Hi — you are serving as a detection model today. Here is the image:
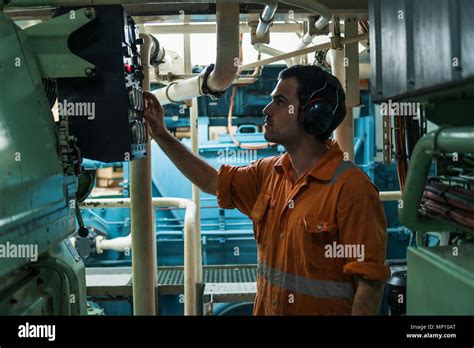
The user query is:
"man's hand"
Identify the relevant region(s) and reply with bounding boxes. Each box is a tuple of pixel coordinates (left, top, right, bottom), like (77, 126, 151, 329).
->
(352, 276, 384, 315)
(140, 91, 218, 195)
(143, 91, 167, 139)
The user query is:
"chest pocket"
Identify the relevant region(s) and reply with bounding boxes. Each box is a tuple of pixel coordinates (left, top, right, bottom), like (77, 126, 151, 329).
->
(249, 192, 273, 244)
(297, 214, 342, 274)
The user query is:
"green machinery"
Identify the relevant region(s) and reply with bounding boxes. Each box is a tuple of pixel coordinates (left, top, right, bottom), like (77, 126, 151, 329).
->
(0, 7, 99, 315)
(370, 0, 474, 314)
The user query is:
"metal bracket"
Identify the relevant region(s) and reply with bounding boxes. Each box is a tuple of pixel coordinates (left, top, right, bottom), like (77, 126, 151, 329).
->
(306, 16, 329, 36)
(23, 7, 96, 78)
(249, 20, 269, 45)
(199, 64, 226, 100)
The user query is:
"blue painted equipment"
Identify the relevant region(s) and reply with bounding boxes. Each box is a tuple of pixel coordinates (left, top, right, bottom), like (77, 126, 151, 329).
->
(80, 65, 407, 315)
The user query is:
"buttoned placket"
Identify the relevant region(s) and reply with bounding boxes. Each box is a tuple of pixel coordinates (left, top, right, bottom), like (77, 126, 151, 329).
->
(275, 174, 311, 240)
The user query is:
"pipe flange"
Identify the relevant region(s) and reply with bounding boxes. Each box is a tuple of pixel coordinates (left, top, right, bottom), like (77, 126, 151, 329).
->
(150, 35, 166, 67)
(200, 64, 226, 100)
(165, 82, 184, 104)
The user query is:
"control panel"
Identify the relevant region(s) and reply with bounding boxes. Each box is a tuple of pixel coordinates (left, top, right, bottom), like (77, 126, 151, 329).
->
(56, 5, 147, 162)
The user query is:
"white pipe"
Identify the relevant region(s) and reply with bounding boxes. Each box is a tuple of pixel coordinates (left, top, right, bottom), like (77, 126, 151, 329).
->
(379, 191, 402, 201)
(190, 97, 203, 314)
(256, 1, 278, 39)
(82, 197, 198, 314)
(144, 23, 302, 35)
(238, 32, 369, 71)
(184, 24, 203, 314)
(153, 1, 239, 106)
(280, 0, 331, 30)
(129, 32, 156, 315)
(96, 234, 131, 253)
(206, 1, 240, 92)
(253, 43, 293, 67)
(292, 31, 315, 65)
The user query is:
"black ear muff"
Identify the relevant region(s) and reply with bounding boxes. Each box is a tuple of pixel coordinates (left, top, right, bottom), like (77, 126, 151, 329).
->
(299, 97, 334, 136)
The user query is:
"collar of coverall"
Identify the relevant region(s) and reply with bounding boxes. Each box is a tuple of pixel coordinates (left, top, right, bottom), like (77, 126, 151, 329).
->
(273, 139, 344, 182)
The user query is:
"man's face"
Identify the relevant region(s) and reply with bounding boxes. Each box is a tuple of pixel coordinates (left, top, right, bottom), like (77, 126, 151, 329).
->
(262, 77, 304, 145)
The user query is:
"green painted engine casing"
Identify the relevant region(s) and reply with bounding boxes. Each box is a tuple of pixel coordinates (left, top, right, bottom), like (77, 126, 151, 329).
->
(0, 11, 86, 315)
(0, 11, 78, 278)
(0, 241, 87, 315)
(407, 244, 474, 315)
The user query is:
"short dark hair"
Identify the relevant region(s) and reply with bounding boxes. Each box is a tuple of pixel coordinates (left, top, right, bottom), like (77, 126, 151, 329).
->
(278, 65, 346, 142)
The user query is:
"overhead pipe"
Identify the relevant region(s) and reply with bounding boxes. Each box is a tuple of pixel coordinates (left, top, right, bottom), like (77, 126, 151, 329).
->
(280, 0, 331, 31)
(144, 23, 303, 35)
(255, 1, 278, 39)
(81, 197, 198, 314)
(153, 0, 239, 106)
(238, 32, 369, 71)
(254, 1, 331, 65)
(292, 31, 316, 65)
(253, 43, 293, 67)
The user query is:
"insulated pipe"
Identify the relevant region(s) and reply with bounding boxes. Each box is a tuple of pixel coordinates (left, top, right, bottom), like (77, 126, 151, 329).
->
(144, 23, 302, 35)
(96, 234, 131, 253)
(256, 1, 278, 39)
(183, 23, 203, 314)
(153, 1, 239, 105)
(206, 1, 240, 92)
(190, 98, 203, 314)
(82, 197, 198, 314)
(129, 33, 156, 316)
(280, 0, 331, 30)
(253, 43, 293, 67)
(238, 33, 369, 71)
(380, 191, 402, 202)
(328, 47, 354, 159)
(292, 31, 315, 65)
(399, 127, 474, 233)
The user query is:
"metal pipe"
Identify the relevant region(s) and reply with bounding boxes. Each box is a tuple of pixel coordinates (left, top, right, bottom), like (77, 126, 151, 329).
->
(253, 43, 293, 67)
(292, 31, 315, 65)
(379, 191, 402, 202)
(206, 1, 240, 92)
(152, 1, 239, 105)
(184, 22, 203, 313)
(82, 197, 198, 314)
(144, 23, 302, 35)
(280, 0, 331, 30)
(128, 33, 156, 315)
(399, 127, 474, 233)
(256, 1, 278, 39)
(238, 33, 368, 71)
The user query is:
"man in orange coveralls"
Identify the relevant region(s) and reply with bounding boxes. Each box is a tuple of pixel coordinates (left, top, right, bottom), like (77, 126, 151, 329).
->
(143, 65, 390, 315)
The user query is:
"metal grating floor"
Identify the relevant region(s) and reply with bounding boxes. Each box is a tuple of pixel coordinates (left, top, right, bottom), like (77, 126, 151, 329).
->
(86, 264, 257, 297)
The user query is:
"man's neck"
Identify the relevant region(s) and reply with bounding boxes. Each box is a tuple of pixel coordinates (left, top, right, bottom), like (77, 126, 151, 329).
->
(286, 138, 329, 183)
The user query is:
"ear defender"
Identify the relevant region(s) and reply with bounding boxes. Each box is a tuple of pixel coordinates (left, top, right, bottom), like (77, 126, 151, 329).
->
(298, 74, 341, 137)
(299, 97, 334, 136)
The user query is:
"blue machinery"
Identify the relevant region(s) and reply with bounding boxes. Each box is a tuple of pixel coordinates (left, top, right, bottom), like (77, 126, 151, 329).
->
(79, 65, 408, 315)
(2, 0, 472, 319)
